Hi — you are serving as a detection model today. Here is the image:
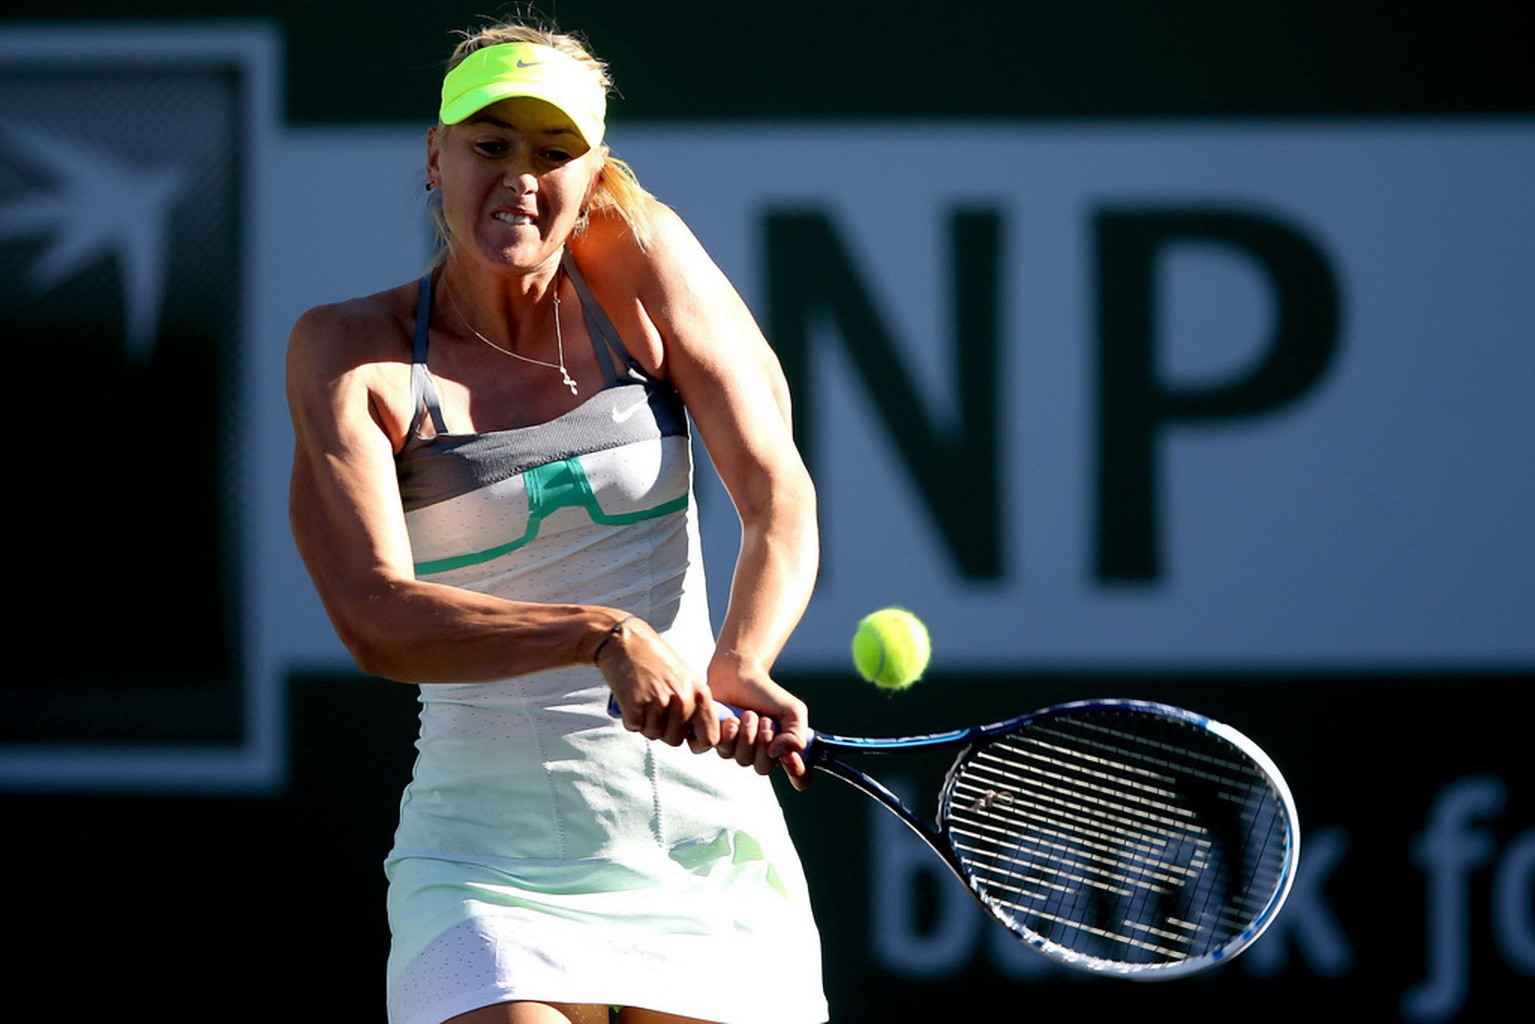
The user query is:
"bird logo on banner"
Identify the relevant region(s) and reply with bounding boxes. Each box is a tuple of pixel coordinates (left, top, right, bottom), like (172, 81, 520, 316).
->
(0, 120, 185, 363)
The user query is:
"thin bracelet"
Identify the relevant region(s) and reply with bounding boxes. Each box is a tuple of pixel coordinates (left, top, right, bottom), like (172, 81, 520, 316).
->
(591, 614, 638, 664)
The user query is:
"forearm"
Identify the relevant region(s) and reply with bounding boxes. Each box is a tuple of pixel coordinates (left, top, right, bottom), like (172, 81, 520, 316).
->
(704, 490, 819, 788)
(709, 493, 819, 693)
(329, 575, 623, 684)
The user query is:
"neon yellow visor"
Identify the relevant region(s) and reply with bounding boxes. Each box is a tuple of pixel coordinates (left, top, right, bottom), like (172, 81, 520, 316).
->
(439, 42, 607, 148)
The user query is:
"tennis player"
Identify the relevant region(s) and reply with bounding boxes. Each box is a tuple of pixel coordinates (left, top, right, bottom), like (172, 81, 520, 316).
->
(286, 17, 827, 1024)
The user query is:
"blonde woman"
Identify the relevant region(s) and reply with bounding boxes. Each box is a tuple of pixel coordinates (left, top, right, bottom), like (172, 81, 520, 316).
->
(286, 19, 827, 1024)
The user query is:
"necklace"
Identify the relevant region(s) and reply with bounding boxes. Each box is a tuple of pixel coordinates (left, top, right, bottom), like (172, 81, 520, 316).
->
(446, 272, 579, 395)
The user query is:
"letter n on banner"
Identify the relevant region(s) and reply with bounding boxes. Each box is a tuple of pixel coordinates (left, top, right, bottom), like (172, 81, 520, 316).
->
(765, 209, 1003, 581)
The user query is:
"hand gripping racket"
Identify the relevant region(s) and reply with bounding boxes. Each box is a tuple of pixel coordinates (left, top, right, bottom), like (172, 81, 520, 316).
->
(613, 695, 1299, 979)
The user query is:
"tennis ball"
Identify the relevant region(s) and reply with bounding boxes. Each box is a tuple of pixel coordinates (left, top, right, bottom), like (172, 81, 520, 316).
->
(852, 607, 931, 691)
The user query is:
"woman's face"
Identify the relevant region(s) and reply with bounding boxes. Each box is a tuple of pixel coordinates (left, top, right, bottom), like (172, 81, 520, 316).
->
(427, 96, 603, 275)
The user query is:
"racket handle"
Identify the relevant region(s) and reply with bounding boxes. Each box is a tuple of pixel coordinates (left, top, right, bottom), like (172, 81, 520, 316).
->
(606, 694, 744, 722)
(606, 695, 822, 766)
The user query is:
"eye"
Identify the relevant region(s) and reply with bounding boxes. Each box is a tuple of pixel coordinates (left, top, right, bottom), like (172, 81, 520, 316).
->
(472, 138, 509, 157)
(541, 147, 574, 164)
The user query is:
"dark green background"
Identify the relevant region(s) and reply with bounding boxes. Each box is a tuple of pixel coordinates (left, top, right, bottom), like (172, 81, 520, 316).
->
(7, 1, 1533, 122)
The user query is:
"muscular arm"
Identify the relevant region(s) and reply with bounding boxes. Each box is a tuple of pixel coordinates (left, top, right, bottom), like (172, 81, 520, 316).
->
(285, 296, 720, 747)
(578, 203, 820, 782)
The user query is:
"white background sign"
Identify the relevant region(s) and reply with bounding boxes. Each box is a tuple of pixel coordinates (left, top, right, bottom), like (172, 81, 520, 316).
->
(255, 120, 1535, 681)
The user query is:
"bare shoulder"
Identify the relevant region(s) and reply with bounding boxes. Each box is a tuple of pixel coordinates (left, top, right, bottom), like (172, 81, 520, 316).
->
(574, 200, 789, 427)
(287, 281, 418, 380)
(285, 280, 421, 444)
(572, 199, 719, 297)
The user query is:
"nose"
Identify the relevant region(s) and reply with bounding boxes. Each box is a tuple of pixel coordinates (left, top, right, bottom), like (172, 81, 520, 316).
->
(503, 161, 537, 194)
(503, 147, 540, 194)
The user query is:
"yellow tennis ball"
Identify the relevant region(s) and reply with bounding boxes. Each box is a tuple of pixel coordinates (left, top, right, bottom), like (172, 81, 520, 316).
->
(852, 608, 931, 691)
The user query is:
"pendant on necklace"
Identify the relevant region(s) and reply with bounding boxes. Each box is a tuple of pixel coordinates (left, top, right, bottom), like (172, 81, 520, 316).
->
(562, 372, 578, 395)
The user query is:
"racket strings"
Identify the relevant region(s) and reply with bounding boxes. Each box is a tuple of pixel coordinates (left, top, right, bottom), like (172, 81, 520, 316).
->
(965, 743, 1217, 841)
(956, 726, 1275, 946)
(942, 710, 1290, 970)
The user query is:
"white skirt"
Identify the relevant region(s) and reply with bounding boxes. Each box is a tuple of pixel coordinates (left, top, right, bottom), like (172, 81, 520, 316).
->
(383, 672, 827, 1024)
(386, 831, 827, 1024)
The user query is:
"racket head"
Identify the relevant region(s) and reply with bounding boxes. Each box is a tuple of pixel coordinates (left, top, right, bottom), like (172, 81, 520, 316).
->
(936, 699, 1299, 980)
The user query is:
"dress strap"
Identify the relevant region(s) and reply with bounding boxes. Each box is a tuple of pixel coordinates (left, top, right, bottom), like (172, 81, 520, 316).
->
(407, 272, 450, 437)
(561, 250, 648, 385)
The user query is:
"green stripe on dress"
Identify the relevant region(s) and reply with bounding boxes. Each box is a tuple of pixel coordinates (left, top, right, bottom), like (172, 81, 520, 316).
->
(413, 456, 688, 575)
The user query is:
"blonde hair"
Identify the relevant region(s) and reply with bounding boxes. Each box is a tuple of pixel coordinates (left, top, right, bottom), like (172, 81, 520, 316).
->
(430, 17, 654, 250)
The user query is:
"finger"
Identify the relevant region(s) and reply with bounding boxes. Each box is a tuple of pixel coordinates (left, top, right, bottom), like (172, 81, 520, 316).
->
(660, 695, 692, 748)
(688, 695, 720, 754)
(715, 716, 741, 758)
(781, 750, 811, 791)
(733, 711, 760, 767)
(617, 702, 641, 732)
(641, 699, 670, 743)
(768, 725, 808, 762)
(753, 716, 778, 776)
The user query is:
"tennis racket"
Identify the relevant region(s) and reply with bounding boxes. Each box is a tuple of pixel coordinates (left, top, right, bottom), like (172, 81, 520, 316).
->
(613, 694, 1299, 979)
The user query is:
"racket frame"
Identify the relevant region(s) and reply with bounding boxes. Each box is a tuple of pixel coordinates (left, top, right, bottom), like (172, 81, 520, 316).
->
(806, 698, 1301, 980)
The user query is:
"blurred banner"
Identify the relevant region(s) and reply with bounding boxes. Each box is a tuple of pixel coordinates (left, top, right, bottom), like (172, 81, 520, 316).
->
(0, 24, 279, 787)
(1, 18, 1530, 1023)
(626, 122, 1535, 671)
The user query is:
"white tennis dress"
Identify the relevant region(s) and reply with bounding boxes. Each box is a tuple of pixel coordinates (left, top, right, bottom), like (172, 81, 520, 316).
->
(383, 254, 827, 1024)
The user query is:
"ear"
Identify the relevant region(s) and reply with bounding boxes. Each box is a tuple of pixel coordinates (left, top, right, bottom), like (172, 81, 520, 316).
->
(582, 145, 610, 208)
(425, 125, 443, 189)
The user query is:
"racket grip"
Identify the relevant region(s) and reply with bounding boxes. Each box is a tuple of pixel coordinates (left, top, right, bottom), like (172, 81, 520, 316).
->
(606, 694, 743, 722)
(605, 695, 822, 753)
